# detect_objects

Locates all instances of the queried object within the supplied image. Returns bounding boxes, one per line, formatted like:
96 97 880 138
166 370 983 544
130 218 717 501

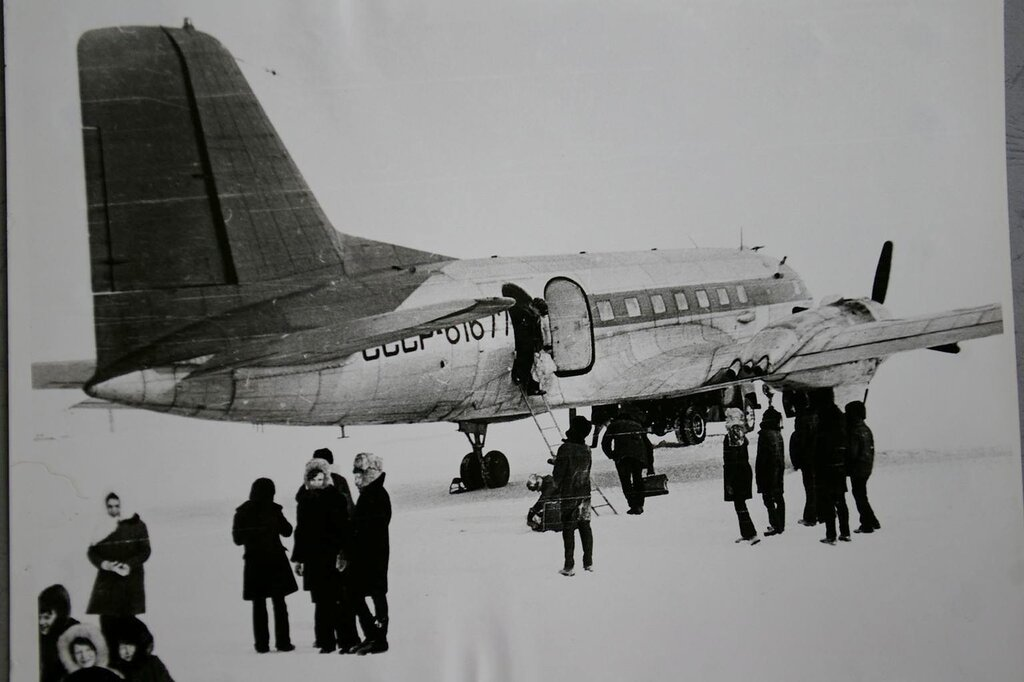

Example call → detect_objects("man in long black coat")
846 401 881 533
755 406 786 535
601 410 653 514
508 299 544 394
814 392 851 544
39 584 79 682
348 452 392 655
233 477 298 652
86 493 151 650
723 411 760 544
789 392 819 527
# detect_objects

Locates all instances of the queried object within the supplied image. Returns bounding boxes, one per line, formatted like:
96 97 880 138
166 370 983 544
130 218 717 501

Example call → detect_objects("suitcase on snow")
640 473 669 498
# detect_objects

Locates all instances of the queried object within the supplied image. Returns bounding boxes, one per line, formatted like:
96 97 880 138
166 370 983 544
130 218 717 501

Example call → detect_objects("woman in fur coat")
292 459 349 653
233 478 298 653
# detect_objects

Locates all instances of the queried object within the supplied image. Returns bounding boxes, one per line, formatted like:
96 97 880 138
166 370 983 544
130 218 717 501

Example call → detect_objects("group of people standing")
724 388 880 546
232 448 392 656
39 492 173 682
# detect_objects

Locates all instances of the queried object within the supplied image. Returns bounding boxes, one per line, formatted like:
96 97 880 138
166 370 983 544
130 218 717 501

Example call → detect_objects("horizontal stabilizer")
191 297 516 375
32 361 97 389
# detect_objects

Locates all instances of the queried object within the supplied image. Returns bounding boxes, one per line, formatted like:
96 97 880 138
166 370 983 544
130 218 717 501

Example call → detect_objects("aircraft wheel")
460 453 485 491
675 406 706 445
482 450 510 488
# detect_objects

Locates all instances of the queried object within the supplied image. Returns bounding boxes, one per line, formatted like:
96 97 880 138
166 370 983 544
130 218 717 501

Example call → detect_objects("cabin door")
544 277 594 376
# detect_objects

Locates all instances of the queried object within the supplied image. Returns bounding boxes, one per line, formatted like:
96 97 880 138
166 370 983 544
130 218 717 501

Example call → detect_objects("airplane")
33 24 1003 491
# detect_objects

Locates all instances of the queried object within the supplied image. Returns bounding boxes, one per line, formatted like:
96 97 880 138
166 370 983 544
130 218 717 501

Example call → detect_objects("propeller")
871 241 893 304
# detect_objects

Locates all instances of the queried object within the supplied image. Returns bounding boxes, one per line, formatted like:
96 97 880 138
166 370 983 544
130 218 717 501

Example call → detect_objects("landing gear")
451 422 509 493
675 406 706 445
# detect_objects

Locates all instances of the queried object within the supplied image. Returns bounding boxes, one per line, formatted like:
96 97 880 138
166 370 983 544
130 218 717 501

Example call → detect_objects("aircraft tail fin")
78 26 449 371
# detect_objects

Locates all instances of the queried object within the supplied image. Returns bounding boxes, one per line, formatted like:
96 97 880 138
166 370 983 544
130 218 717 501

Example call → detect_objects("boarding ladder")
522 388 617 516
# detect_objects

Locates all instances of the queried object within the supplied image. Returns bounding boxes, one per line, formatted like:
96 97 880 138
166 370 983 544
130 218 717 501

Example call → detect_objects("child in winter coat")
109 617 174 682
56 622 122 681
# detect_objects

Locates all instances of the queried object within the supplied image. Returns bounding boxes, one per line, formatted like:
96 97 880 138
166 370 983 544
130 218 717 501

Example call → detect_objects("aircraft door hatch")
544 277 595 377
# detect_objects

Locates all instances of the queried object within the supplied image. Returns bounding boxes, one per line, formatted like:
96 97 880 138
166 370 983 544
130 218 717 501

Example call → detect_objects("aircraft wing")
191 296 516 376
590 303 1001 401
770 303 1002 377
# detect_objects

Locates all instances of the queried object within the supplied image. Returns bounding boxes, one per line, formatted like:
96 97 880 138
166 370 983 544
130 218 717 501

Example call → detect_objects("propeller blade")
871 241 893 304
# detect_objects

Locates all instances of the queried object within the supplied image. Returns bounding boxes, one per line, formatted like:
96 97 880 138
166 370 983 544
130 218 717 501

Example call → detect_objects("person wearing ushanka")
553 416 594 576
292 459 349 654
233 477 298 653
755 406 786 536
86 493 151 651
39 584 80 682
347 452 392 655
723 408 760 545
108 617 174 682
56 622 123 681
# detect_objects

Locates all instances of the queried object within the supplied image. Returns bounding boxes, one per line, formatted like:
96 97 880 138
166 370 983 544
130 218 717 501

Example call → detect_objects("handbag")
640 473 669 497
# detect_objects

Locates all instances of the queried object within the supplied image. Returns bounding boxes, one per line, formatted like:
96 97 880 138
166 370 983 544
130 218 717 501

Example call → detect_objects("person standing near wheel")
846 401 880 534
755 406 786 536
723 408 760 545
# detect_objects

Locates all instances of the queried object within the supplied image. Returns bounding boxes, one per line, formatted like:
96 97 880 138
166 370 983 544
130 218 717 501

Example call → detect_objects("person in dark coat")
755 406 786 536
295 448 358 651
846 401 881 533
507 296 544 395
723 409 759 544
292 459 349 653
233 477 298 653
347 452 392 655
108 617 174 682
56 623 123 681
553 416 594 576
86 493 151 651
39 584 80 682
601 409 653 514
814 392 851 544
790 392 819 527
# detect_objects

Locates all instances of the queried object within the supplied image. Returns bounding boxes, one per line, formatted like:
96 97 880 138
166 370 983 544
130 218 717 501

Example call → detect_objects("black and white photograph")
9 1 1024 680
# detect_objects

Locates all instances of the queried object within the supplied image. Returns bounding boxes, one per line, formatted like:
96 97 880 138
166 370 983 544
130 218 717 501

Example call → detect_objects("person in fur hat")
39 584 80 682
755 406 786 536
233 478 298 653
56 622 123 680
109 616 174 682
292 458 350 653
295 448 359 651
86 493 151 651
347 453 392 655
553 416 594 576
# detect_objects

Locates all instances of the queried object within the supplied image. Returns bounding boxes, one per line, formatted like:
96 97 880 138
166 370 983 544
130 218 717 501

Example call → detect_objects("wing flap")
32 361 98 389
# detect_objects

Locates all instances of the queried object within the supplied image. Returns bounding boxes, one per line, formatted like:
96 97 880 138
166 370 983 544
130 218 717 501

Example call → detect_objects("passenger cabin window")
651 294 666 314
736 285 748 303
597 301 614 321
696 290 710 308
625 297 642 318
717 288 730 305
674 292 689 311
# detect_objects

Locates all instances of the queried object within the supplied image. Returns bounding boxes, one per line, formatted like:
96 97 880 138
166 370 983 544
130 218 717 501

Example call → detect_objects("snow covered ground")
11 403 1024 682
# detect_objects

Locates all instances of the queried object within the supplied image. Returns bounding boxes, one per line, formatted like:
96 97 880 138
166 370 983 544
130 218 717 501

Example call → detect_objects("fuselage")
88 247 814 425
